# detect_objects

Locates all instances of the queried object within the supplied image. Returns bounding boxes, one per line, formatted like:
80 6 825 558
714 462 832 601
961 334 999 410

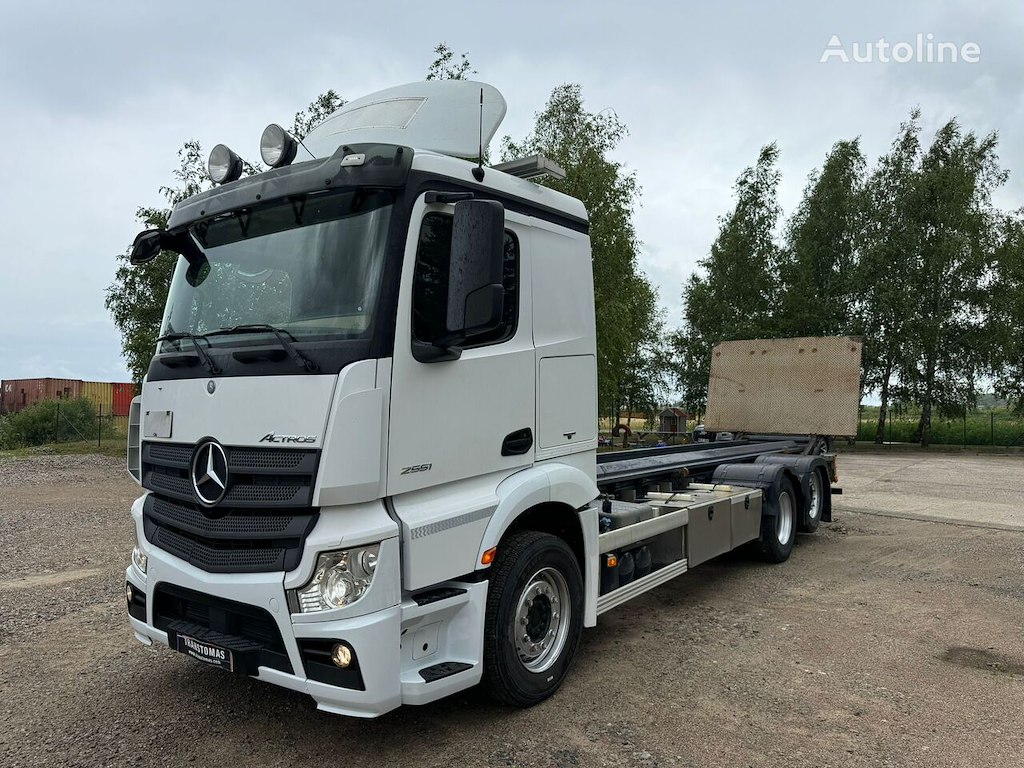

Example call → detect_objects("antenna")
472 87 485 181
297 137 316 160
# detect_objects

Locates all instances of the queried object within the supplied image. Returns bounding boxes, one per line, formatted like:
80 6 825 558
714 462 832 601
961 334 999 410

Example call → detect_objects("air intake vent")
143 495 317 573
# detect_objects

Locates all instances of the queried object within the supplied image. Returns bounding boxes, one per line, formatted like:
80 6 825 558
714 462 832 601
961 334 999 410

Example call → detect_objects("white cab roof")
411 150 589 223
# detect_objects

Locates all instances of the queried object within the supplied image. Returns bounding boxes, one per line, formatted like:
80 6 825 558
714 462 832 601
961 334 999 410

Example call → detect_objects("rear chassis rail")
596 438 809 493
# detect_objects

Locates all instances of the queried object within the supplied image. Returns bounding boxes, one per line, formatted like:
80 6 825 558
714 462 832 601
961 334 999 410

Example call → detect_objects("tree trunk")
873 361 893 444
914 358 937 447
916 401 933 447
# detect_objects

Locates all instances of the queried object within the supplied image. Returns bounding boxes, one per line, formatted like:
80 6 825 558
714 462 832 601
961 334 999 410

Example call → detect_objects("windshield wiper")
206 324 319 372
156 332 222 375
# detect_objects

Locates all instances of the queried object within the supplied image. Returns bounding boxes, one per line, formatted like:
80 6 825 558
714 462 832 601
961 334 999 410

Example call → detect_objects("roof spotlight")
208 144 243 184
260 123 298 168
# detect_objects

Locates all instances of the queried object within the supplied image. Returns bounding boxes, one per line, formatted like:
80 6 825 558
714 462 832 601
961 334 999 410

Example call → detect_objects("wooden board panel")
704 336 862 437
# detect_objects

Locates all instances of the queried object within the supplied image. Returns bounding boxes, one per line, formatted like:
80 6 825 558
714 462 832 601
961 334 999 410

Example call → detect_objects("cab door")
386 199 535 496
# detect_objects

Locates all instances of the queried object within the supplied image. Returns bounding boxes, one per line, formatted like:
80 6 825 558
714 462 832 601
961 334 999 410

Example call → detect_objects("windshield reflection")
159 188 393 350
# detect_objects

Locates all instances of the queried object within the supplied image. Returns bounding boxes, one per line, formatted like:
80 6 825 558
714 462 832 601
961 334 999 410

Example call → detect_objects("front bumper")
125 487 405 718
126 560 403 718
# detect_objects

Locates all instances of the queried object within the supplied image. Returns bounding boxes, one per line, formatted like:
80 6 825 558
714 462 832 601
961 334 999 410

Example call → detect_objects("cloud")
1 0 1021 383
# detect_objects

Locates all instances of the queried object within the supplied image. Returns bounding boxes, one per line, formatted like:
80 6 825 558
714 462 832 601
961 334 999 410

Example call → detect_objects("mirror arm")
424 191 474 205
411 339 463 363
432 331 466 350
162 230 205 266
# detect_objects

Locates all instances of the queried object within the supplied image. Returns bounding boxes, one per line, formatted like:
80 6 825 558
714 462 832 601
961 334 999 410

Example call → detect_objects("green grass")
857 406 1024 446
0 440 127 459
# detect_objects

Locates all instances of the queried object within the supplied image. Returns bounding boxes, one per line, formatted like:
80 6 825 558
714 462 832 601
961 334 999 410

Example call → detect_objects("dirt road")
1 451 1021 767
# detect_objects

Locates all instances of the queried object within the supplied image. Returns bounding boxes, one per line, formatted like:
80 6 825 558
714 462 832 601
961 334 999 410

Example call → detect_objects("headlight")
132 542 148 575
294 545 380 613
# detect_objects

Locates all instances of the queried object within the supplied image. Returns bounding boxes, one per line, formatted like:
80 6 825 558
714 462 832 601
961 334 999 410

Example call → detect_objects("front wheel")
482 531 584 707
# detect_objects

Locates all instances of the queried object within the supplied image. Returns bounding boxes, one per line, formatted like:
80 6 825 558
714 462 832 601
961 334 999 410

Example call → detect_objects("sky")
1 0 1021 383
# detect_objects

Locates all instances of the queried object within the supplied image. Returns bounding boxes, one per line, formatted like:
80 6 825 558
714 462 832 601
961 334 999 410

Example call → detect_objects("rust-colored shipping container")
0 378 82 413
45 379 81 404
111 382 136 417
81 381 114 415
0 381 13 413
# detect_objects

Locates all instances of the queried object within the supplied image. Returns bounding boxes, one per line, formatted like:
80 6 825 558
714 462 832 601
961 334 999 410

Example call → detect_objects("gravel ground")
0 452 1022 768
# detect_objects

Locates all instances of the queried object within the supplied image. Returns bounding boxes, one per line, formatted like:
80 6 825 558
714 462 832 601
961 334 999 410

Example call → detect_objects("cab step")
419 661 474 683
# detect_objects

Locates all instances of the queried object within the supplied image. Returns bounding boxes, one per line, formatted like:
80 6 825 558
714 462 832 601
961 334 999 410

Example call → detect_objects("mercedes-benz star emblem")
191 441 229 506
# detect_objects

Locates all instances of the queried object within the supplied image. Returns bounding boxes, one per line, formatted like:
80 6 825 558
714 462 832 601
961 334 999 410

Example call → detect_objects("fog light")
259 123 298 168
208 143 243 184
331 643 352 668
125 583 134 605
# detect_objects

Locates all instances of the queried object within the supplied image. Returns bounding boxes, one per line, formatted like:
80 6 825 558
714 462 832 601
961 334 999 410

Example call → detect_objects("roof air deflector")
301 81 507 160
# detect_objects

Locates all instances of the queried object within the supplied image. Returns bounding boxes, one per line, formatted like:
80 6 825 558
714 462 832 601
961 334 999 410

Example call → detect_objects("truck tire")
758 478 796 563
807 435 833 455
482 531 584 708
799 467 826 533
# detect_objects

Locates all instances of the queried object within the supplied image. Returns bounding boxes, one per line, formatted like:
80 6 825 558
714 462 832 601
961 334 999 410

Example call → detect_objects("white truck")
123 81 856 717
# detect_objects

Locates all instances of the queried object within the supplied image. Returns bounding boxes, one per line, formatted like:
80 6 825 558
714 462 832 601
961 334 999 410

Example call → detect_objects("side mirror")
130 230 163 265
128 228 205 266
443 200 505 344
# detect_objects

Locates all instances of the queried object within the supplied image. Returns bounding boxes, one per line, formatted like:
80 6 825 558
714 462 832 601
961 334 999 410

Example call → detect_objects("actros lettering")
259 433 317 444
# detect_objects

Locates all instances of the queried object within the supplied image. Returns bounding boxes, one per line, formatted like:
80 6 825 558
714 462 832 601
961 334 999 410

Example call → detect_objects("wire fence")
0 399 130 450
857 411 1024 447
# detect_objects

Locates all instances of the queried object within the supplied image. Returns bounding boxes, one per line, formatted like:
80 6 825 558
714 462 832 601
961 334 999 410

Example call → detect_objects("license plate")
175 633 234 672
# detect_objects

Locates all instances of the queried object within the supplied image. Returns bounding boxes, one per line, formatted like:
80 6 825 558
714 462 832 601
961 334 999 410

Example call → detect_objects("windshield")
158 188 394 350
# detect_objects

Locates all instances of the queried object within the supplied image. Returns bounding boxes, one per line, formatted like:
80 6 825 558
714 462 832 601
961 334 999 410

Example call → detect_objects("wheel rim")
776 491 794 545
514 567 571 674
808 472 823 521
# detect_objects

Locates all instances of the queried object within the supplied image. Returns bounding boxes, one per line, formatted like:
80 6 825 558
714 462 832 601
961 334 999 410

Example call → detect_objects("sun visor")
301 80 507 159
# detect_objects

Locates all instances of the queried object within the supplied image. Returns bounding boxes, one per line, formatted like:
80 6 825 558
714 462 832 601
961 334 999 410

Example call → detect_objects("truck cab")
125 81 602 716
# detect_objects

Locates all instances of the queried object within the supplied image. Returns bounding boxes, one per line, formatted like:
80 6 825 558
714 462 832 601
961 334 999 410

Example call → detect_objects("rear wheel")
799 468 824 533
758 478 797 563
808 435 833 455
483 531 583 707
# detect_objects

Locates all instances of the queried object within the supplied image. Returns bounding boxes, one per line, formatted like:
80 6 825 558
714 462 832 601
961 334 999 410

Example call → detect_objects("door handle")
501 428 533 456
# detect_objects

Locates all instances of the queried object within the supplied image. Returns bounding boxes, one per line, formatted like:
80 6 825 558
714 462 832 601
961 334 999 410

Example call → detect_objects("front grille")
150 496 300 535
153 583 292 675
141 441 320 573
147 443 193 465
143 495 317 573
147 472 194 498
229 448 307 470
223 483 305 504
140 441 319 509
